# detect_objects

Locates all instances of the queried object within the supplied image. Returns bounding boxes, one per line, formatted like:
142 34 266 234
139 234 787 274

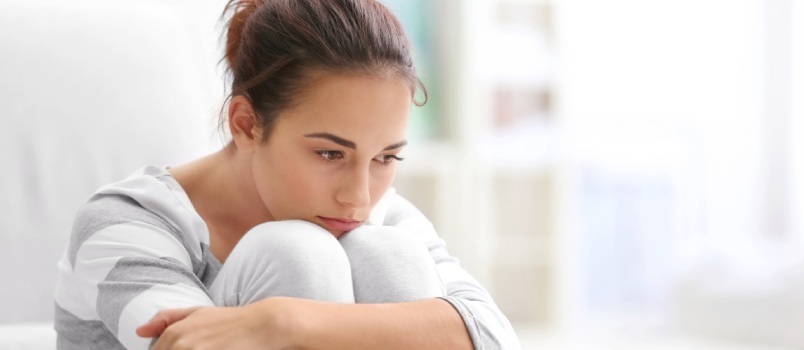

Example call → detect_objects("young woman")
54 0 519 349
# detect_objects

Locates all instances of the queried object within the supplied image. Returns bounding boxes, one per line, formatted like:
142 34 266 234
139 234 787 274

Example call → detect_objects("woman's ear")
228 95 262 153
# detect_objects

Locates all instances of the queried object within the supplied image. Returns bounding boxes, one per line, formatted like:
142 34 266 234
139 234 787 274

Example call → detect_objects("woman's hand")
136 307 201 339
136 300 297 350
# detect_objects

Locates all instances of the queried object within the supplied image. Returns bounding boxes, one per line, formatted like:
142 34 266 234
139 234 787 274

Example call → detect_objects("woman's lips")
317 216 363 233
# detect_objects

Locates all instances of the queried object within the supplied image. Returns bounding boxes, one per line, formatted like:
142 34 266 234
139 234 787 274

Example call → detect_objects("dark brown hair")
221 0 427 142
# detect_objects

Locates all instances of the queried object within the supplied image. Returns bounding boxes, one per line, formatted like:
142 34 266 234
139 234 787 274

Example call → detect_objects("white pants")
208 220 445 306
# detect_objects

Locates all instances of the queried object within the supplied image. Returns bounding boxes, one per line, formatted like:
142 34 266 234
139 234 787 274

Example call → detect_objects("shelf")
493 233 552 268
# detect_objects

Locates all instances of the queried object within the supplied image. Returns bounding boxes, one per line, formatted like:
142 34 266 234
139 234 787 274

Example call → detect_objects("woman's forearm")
254 297 473 350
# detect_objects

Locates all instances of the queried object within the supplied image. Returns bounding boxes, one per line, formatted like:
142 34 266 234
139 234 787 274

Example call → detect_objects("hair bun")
223 0 263 72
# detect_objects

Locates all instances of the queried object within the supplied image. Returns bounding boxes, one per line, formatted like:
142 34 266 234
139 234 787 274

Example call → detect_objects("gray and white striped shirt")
54 165 520 350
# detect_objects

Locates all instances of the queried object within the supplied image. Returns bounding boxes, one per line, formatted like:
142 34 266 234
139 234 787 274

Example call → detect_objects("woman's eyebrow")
304 133 356 149
304 132 407 151
383 140 407 151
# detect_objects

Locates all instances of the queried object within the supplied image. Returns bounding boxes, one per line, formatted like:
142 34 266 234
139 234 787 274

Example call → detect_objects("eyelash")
315 150 404 166
379 154 405 165
316 150 344 162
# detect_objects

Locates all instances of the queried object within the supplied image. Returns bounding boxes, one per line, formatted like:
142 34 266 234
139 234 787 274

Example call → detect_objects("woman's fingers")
136 307 203 338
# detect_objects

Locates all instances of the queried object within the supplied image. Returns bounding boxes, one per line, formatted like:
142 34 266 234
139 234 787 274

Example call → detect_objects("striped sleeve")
382 192 522 350
56 194 215 350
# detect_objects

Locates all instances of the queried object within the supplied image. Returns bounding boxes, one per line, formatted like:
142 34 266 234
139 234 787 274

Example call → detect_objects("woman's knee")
339 225 430 263
235 220 340 261
232 220 351 274
217 220 354 304
339 225 444 303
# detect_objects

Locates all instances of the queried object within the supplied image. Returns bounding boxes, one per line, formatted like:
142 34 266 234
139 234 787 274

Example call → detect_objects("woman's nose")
335 167 371 209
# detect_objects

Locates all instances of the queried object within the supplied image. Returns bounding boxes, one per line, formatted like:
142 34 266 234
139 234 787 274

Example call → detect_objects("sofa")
0 0 223 348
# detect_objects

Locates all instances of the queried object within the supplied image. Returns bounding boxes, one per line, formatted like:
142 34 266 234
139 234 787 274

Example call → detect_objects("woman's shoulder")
68 165 207 260
73 166 177 234
71 192 178 248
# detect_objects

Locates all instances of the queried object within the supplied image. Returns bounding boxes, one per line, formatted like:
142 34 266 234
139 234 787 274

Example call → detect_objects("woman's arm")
142 297 471 350
273 297 472 350
62 194 217 350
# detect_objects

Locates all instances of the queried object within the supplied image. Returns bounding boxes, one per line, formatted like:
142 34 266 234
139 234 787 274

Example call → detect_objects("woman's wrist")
247 297 307 349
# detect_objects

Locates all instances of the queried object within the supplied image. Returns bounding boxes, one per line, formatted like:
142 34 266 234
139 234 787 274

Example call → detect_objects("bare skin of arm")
139 297 473 350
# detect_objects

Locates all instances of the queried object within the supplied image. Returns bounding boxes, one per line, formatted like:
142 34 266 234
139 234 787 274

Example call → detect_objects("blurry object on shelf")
478 117 558 170
487 1 554 129
490 2 553 87
489 171 554 325
494 87 552 128
578 167 677 315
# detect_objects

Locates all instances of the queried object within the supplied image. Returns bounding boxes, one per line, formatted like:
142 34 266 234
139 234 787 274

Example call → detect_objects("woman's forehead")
276 73 411 138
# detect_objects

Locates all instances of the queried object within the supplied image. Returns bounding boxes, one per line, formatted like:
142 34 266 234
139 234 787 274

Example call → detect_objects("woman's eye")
316 150 345 161
376 154 405 165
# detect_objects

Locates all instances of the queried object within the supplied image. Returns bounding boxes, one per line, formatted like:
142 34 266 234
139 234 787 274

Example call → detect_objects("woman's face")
251 73 411 237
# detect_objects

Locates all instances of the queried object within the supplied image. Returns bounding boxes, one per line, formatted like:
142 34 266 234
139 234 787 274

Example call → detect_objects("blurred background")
1 0 803 349
387 1 804 348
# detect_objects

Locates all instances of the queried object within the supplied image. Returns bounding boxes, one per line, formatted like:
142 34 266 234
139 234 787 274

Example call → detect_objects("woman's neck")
169 146 273 261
